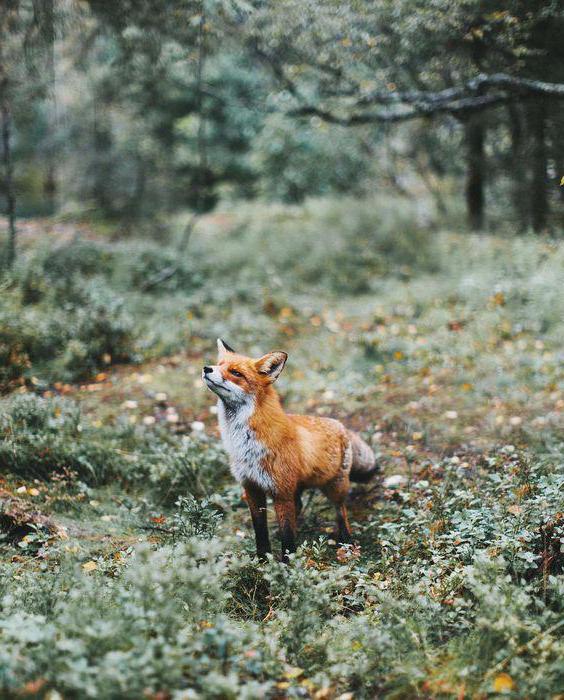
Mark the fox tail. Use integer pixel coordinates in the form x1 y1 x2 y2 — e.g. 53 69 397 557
348 430 379 483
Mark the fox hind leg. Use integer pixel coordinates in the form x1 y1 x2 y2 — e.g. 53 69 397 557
274 495 297 562
335 502 352 545
322 475 353 545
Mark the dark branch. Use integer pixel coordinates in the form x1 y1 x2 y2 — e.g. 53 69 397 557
289 93 512 125
355 73 564 108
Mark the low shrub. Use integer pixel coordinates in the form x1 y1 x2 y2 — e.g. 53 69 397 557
0 279 136 384
111 241 204 294
221 197 440 294
0 312 31 394
136 435 227 504
0 539 285 698
59 282 135 380
0 394 123 483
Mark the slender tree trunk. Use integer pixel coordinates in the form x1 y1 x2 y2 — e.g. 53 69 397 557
1 99 16 268
43 0 57 214
551 104 564 205
508 103 529 232
464 115 485 230
194 3 209 213
528 100 549 233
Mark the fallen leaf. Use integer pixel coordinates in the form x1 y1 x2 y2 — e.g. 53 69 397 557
82 560 97 572
284 667 304 679
21 678 47 694
493 672 515 692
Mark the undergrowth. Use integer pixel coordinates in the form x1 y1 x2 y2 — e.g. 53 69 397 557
0 197 563 698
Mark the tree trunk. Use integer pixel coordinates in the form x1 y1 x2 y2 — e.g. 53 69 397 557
1 99 16 268
528 100 549 233
508 103 529 232
551 104 564 205
43 0 57 214
464 116 485 230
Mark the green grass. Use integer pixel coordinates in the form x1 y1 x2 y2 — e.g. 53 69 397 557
0 196 563 698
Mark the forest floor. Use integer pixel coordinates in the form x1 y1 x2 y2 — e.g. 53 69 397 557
1 200 563 698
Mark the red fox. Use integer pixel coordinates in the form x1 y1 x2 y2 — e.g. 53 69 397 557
202 339 378 559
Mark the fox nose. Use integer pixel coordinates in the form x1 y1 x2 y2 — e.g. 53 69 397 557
203 366 213 375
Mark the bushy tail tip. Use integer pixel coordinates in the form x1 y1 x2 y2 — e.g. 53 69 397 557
348 431 379 483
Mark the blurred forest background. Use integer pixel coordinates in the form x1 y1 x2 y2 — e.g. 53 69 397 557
0 2 563 699
1 0 564 250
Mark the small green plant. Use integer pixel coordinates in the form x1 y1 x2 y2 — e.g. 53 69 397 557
170 494 223 540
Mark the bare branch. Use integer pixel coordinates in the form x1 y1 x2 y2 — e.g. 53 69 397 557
289 93 512 125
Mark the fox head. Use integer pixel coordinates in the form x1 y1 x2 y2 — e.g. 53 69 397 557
202 339 287 404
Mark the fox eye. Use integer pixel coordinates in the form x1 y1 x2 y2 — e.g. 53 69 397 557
230 368 244 379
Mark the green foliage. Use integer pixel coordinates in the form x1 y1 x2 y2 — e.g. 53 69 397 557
220 197 439 294
0 539 285 698
0 393 122 483
252 114 371 202
169 494 224 540
138 437 227 504
111 240 204 294
0 310 31 394
0 393 230 497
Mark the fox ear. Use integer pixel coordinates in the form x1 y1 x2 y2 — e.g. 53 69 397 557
255 351 288 382
217 338 235 357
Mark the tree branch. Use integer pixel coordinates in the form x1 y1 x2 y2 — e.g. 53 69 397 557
289 93 512 124
287 74 564 125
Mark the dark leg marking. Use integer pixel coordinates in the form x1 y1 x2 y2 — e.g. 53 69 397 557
245 484 271 560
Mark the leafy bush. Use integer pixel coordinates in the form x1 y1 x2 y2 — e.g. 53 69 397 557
111 241 204 294
220 197 439 294
0 540 285 698
59 282 135 380
137 436 227 504
0 277 135 383
13 240 113 305
252 114 371 202
0 312 31 393
168 494 224 540
0 394 123 483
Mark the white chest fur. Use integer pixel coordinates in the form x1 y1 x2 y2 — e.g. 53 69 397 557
217 399 275 493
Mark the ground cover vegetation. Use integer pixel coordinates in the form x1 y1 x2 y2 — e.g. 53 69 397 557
1 1 563 698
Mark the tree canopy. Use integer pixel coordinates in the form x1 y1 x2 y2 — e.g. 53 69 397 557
1 0 564 265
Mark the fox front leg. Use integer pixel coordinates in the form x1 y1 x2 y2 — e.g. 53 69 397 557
244 484 271 560
273 495 297 562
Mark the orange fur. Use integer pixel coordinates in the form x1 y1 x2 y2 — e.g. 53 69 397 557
203 341 377 559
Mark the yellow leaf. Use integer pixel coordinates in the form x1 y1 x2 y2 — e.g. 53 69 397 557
284 667 304 679
560 176 564 186
82 561 97 572
493 673 515 692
